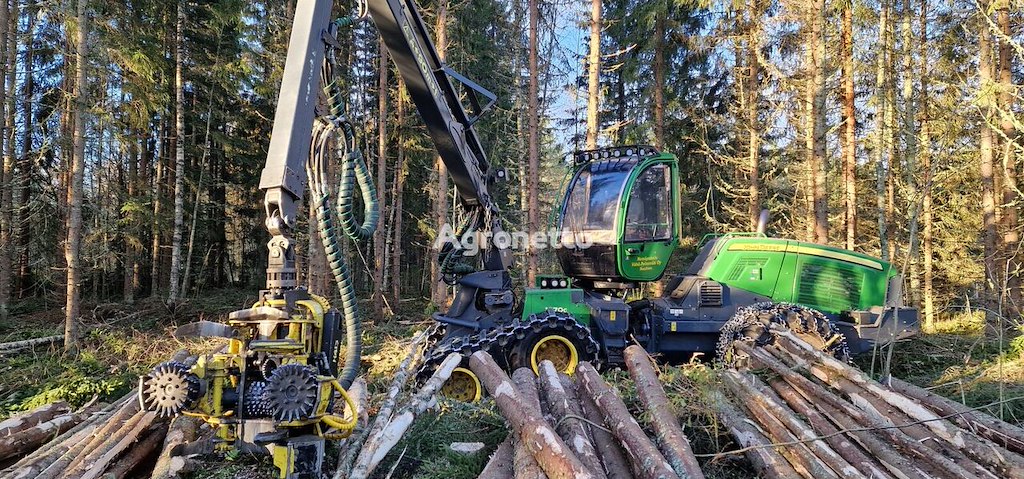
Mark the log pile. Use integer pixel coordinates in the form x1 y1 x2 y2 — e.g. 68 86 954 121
717 330 1024 479
0 390 170 479
469 349 705 479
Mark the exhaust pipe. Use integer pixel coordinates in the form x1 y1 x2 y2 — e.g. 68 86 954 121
755 210 770 235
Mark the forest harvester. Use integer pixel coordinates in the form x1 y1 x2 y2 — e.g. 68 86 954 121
137 0 919 477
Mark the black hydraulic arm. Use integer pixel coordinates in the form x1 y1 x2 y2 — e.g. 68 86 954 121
365 0 499 213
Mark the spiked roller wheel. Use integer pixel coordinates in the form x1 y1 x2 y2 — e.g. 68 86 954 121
265 364 319 422
141 361 201 418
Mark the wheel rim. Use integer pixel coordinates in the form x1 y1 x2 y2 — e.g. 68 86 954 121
440 367 482 402
531 335 579 375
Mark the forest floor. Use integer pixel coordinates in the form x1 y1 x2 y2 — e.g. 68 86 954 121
2 290 1024 478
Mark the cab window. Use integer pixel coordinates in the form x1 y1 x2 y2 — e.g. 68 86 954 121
624 164 672 242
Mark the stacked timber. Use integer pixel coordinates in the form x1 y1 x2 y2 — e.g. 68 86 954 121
470 348 705 479
0 389 171 479
718 329 1024 479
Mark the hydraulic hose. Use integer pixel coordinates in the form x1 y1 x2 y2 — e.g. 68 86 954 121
304 27 379 390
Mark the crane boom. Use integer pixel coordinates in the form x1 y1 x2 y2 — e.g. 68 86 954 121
366 0 499 212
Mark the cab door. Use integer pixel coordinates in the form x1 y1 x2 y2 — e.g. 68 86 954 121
617 158 680 282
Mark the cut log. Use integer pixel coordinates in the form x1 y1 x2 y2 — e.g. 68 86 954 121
0 402 71 437
351 353 462 479
776 332 965 447
888 376 1024 453
150 415 201 479
66 410 154 479
0 335 62 352
575 376 632 479
767 379 891 479
770 342 1000 479
756 344 964 479
5 422 100 479
79 412 160 479
0 412 83 461
748 343 932 479
623 346 704 479
56 396 141 478
576 362 678 479
99 426 167 479
720 372 838 479
510 367 547 479
709 390 799 479
537 361 606 479
469 351 597 479
511 368 543 415
334 328 432 479
722 370 861 479
477 437 514 479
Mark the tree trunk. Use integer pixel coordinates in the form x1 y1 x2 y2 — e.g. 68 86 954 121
469 352 597 479
151 415 201 479
979 4 997 300
431 1 450 308
711 391 798 479
0 0 9 321
997 1 1018 311
527 0 540 287
623 346 703 479
585 0 601 149
102 426 167 479
151 119 164 296
65 0 89 353
901 0 921 307
374 42 389 319
745 0 761 230
168 3 186 305
653 11 665 149
841 0 856 250
875 0 890 261
390 88 406 307
0 0 16 322
806 0 828 245
577 362 678 479
919 0 933 328
16 0 34 298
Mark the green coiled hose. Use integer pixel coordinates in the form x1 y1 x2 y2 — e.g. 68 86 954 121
304 27 380 390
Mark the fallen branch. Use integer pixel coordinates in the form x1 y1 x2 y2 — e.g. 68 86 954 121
576 362 678 479
469 351 596 479
623 346 704 479
351 353 462 479
0 335 62 353
334 327 432 479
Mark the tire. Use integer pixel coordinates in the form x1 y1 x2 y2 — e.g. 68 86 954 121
508 311 601 375
716 302 850 368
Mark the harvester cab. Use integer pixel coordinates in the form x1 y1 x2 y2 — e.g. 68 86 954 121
557 146 681 289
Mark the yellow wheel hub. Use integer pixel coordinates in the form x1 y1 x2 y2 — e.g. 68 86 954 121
531 335 579 376
440 367 482 402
